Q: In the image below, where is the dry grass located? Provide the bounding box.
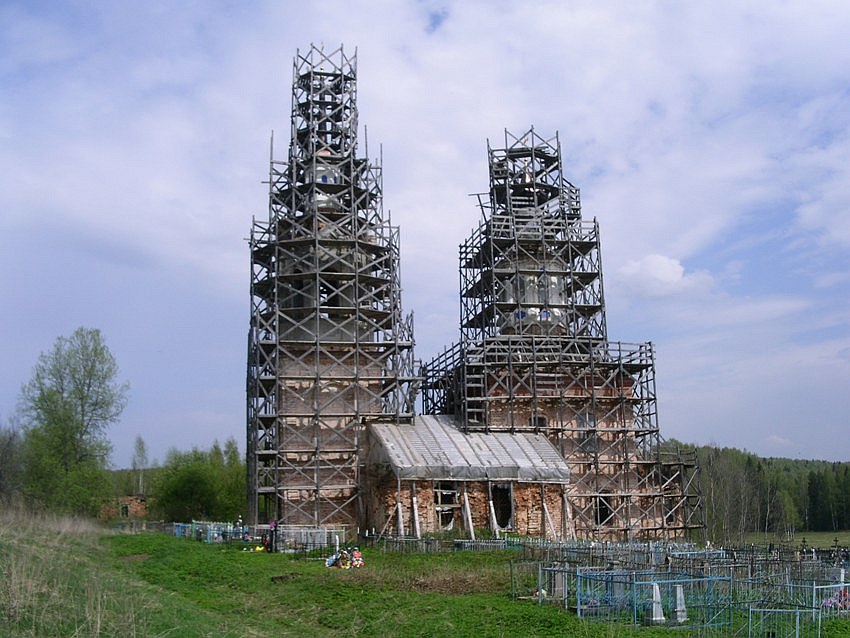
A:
[0,503,152,637]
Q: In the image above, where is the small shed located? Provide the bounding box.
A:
[362,415,574,539]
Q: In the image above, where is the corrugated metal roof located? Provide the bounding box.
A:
[368,415,570,483]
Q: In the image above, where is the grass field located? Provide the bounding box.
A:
[743,529,850,549]
[4,509,850,637]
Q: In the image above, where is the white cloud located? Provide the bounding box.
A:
[1,0,849,464]
[617,254,713,298]
[794,138,850,249]
[766,435,791,448]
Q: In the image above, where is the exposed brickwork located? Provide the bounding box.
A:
[367,477,568,538]
[99,495,148,520]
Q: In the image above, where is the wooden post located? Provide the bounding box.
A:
[487,482,500,539]
[396,473,404,537]
[463,484,475,541]
[411,480,421,539]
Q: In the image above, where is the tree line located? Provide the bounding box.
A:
[113,439,246,522]
[0,327,245,522]
[1,327,847,539]
[668,441,850,544]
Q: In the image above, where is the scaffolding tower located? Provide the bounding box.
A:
[247,45,416,527]
[422,129,702,540]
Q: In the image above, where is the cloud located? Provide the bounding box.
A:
[766,435,791,448]
[1,1,849,465]
[617,254,713,298]
[793,134,850,249]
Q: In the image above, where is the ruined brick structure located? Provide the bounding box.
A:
[247,45,703,541]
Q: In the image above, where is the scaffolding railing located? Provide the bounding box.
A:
[424,127,702,541]
[247,44,418,528]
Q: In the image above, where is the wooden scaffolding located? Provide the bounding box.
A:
[247,45,416,527]
[422,128,702,540]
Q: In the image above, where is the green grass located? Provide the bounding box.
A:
[5,510,850,637]
[743,529,850,549]
[0,508,234,637]
[106,534,625,637]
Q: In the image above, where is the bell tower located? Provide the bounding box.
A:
[247,45,416,527]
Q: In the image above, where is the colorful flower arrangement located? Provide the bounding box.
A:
[325,547,365,569]
[822,588,850,610]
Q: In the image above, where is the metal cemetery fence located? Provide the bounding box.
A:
[167,526,850,635]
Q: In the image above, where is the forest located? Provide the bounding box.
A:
[669,440,850,544]
[5,415,850,545]
[1,327,848,544]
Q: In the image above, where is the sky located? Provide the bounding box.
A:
[1,1,849,468]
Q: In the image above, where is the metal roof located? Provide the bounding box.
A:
[367,414,570,483]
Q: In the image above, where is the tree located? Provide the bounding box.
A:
[0,416,22,501]
[695,445,762,543]
[154,448,219,521]
[152,439,246,522]
[131,435,149,495]
[18,327,128,514]
[219,437,246,518]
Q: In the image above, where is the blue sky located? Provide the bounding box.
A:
[1,1,849,467]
